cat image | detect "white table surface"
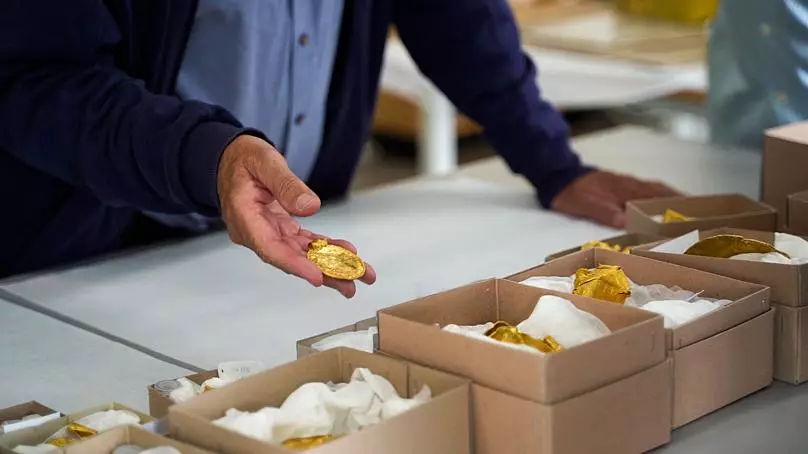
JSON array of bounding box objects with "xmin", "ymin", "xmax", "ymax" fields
[
  {"xmin": 0, "ymin": 298, "xmax": 190, "ymax": 414},
  {"xmin": 3, "ymin": 126, "xmax": 806, "ymax": 452}
]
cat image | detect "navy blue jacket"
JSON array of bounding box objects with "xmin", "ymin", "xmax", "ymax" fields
[{"xmin": 0, "ymin": 0, "xmax": 589, "ymax": 277}]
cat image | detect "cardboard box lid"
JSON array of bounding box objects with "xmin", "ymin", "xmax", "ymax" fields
[
  {"xmin": 0, "ymin": 416, "xmax": 69, "ymax": 452},
  {"xmin": 763, "ymin": 124, "xmax": 808, "ymax": 229},
  {"xmin": 296, "ymin": 318, "xmax": 378, "ymax": 358},
  {"xmin": 377, "ymin": 278, "xmax": 665, "ymax": 405},
  {"xmin": 788, "ymin": 190, "xmax": 808, "ymax": 234},
  {"xmin": 508, "ymin": 248, "xmax": 770, "ymax": 349},
  {"xmin": 65, "ymin": 426, "xmax": 213, "ymax": 454},
  {"xmin": 0, "ymin": 402, "xmax": 61, "ymax": 435},
  {"xmin": 626, "ymin": 194, "xmax": 777, "ymax": 238},
  {"xmin": 169, "ymin": 348, "xmax": 470, "ymax": 454},
  {"xmin": 633, "ymin": 228, "xmax": 807, "ymax": 306},
  {"xmin": 544, "ymin": 232, "xmax": 666, "ymax": 262}
]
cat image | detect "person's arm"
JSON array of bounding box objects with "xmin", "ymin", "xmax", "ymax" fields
[
  {"xmin": 0, "ymin": 0, "xmax": 253, "ymax": 215},
  {"xmin": 392, "ymin": 0, "xmax": 591, "ymax": 207}
]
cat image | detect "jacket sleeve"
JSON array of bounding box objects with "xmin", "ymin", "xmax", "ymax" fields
[
  {"xmin": 0, "ymin": 0, "xmax": 250, "ymax": 215},
  {"xmin": 392, "ymin": 0, "xmax": 592, "ymax": 207}
]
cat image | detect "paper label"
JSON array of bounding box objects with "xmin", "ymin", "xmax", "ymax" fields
[{"xmin": 218, "ymin": 361, "xmax": 265, "ymax": 381}]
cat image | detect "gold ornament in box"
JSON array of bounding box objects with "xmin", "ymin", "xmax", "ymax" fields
[{"xmin": 573, "ymin": 265, "xmax": 632, "ymax": 304}]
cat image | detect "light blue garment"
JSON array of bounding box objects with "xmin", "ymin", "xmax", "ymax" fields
[
  {"xmin": 176, "ymin": 0, "xmax": 344, "ymax": 180},
  {"xmin": 147, "ymin": 0, "xmax": 343, "ymax": 231},
  {"xmin": 708, "ymin": 0, "xmax": 808, "ymax": 150}
]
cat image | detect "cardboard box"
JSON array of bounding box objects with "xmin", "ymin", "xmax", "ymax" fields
[
  {"xmin": 544, "ymin": 232, "xmax": 665, "ymax": 262},
  {"xmin": 472, "ymin": 360, "xmax": 672, "ymax": 454},
  {"xmin": 149, "ymin": 370, "xmax": 218, "ymax": 419},
  {"xmin": 633, "ymin": 228, "xmax": 808, "ymax": 307},
  {"xmin": 296, "ymin": 318, "xmax": 377, "ymax": 359},
  {"xmin": 65, "ymin": 426, "xmax": 212, "ymax": 454},
  {"xmin": 0, "ymin": 402, "xmax": 61, "ymax": 435},
  {"xmin": 168, "ymin": 348, "xmax": 471, "ymax": 454},
  {"xmin": 788, "ymin": 190, "xmax": 808, "ymax": 235},
  {"xmin": 0, "ymin": 403, "xmax": 152, "ymax": 454},
  {"xmin": 625, "ymin": 194, "xmax": 776, "ymax": 238},
  {"xmin": 774, "ymin": 304, "xmax": 808, "ymax": 384},
  {"xmin": 507, "ymin": 249, "xmax": 772, "ymax": 427},
  {"xmin": 378, "ymin": 278, "xmax": 666, "ymax": 404},
  {"xmin": 764, "ymin": 123, "xmax": 808, "ymax": 229}
]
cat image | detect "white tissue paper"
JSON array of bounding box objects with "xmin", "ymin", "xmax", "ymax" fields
[
  {"xmin": 517, "ymin": 295, "xmax": 611, "ymax": 347},
  {"xmin": 516, "ymin": 268, "xmax": 732, "ymax": 328},
  {"xmin": 169, "ymin": 377, "xmax": 201, "ymax": 403},
  {"xmin": 213, "ymin": 368, "xmax": 431, "ymax": 444},
  {"xmin": 310, "ymin": 327, "xmax": 377, "ymax": 353},
  {"xmin": 168, "ymin": 361, "xmax": 264, "ymax": 403}
]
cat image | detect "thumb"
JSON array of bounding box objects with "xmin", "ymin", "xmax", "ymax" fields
[{"xmin": 250, "ymin": 145, "xmax": 321, "ymax": 217}]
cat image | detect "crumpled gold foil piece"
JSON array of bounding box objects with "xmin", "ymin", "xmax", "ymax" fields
[
  {"xmin": 662, "ymin": 209, "xmax": 693, "ymax": 223},
  {"xmin": 684, "ymin": 234, "xmax": 790, "ymax": 259},
  {"xmin": 47, "ymin": 438, "xmax": 75, "ymax": 447},
  {"xmin": 282, "ymin": 435, "xmax": 340, "ymax": 450},
  {"xmin": 306, "ymin": 239, "xmax": 366, "ymax": 280},
  {"xmin": 66, "ymin": 422, "xmax": 97, "ymax": 439},
  {"xmin": 573, "ymin": 265, "xmax": 631, "ymax": 304},
  {"xmin": 581, "ymin": 241, "xmax": 626, "ymax": 253},
  {"xmin": 484, "ymin": 321, "xmax": 563, "ymax": 353}
]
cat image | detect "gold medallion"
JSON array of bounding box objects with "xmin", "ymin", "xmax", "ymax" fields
[
  {"xmin": 573, "ymin": 265, "xmax": 632, "ymax": 304},
  {"xmin": 67, "ymin": 422, "xmax": 97, "ymax": 439},
  {"xmin": 662, "ymin": 209, "xmax": 693, "ymax": 223},
  {"xmin": 684, "ymin": 234, "xmax": 789, "ymax": 259},
  {"xmin": 47, "ymin": 438, "xmax": 75, "ymax": 447},
  {"xmin": 484, "ymin": 321, "xmax": 563, "ymax": 354},
  {"xmin": 306, "ymin": 239, "xmax": 366, "ymax": 280},
  {"xmin": 282, "ymin": 435, "xmax": 339, "ymax": 450}
]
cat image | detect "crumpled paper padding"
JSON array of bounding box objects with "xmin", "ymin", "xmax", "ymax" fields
[
  {"xmin": 730, "ymin": 252, "xmax": 792, "ymax": 264},
  {"xmin": 520, "ymin": 276, "xmax": 573, "ymax": 293},
  {"xmin": 213, "ymin": 368, "xmax": 431, "ymax": 444},
  {"xmin": 442, "ymin": 323, "xmax": 538, "ymax": 354},
  {"xmin": 642, "ymin": 300, "xmax": 723, "ymax": 328},
  {"xmin": 169, "ymin": 377, "xmax": 201, "ymax": 403},
  {"xmin": 518, "ymin": 273, "xmax": 731, "ymax": 327},
  {"xmin": 776, "ymin": 232, "xmax": 808, "ymax": 262},
  {"xmin": 13, "ymin": 446, "xmax": 61, "ymax": 454},
  {"xmin": 517, "ymin": 295, "xmax": 611, "ymax": 348},
  {"xmin": 311, "ymin": 327, "xmax": 377, "ymax": 353}
]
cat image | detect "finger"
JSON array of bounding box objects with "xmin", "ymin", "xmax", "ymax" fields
[
  {"xmin": 360, "ymin": 262, "xmax": 377, "ymax": 285},
  {"xmin": 555, "ymin": 194, "xmax": 626, "ymax": 229},
  {"xmin": 328, "ymin": 238, "xmax": 358, "ymax": 254},
  {"xmin": 323, "ymin": 277, "xmax": 357, "ymax": 299},
  {"xmin": 248, "ymin": 144, "xmax": 321, "ymax": 217}
]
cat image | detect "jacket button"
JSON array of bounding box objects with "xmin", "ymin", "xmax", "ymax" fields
[
  {"xmin": 298, "ymin": 33, "xmax": 309, "ymax": 46},
  {"xmin": 295, "ymin": 113, "xmax": 306, "ymax": 125}
]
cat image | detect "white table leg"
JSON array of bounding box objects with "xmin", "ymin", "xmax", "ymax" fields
[{"xmin": 418, "ymin": 87, "xmax": 458, "ymax": 175}]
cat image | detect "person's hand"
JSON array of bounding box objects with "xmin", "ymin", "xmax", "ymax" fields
[
  {"xmin": 551, "ymin": 171, "xmax": 680, "ymax": 228},
  {"xmin": 217, "ymin": 135, "xmax": 376, "ymax": 298}
]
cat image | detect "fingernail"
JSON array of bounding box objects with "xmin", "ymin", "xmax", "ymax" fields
[
  {"xmin": 612, "ymin": 212, "xmax": 626, "ymax": 227},
  {"xmin": 296, "ymin": 194, "xmax": 317, "ymax": 211}
]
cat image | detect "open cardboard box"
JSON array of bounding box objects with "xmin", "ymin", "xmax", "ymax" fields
[
  {"xmin": 149, "ymin": 370, "xmax": 218, "ymax": 419},
  {"xmin": 168, "ymin": 348, "xmax": 470, "ymax": 454},
  {"xmin": 544, "ymin": 232, "xmax": 665, "ymax": 262},
  {"xmin": 296, "ymin": 318, "xmax": 377, "ymax": 359},
  {"xmin": 764, "ymin": 122, "xmax": 808, "ymax": 230},
  {"xmin": 65, "ymin": 426, "xmax": 213, "ymax": 454},
  {"xmin": 0, "ymin": 403, "xmax": 152, "ymax": 454},
  {"xmin": 625, "ymin": 194, "xmax": 777, "ymax": 238},
  {"xmin": 0, "ymin": 402, "xmax": 61, "ymax": 435},
  {"xmin": 377, "ymin": 278, "xmax": 670, "ymax": 453},
  {"xmin": 506, "ymin": 248, "xmax": 773, "ymax": 427},
  {"xmin": 788, "ymin": 190, "xmax": 808, "ymax": 235},
  {"xmin": 632, "ymin": 228, "xmax": 808, "ymax": 307}
]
